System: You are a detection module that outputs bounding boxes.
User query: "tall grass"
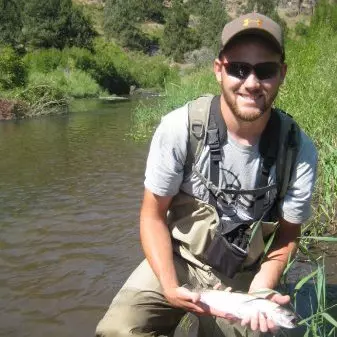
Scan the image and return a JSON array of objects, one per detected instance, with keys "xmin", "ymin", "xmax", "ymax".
[{"xmin": 281, "ymin": 236, "xmax": 337, "ymax": 336}]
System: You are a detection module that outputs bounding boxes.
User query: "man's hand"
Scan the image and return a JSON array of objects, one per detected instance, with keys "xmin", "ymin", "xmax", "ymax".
[
  {"xmin": 163, "ymin": 286, "xmax": 205, "ymax": 314},
  {"xmin": 240, "ymin": 292, "xmax": 290, "ymax": 333},
  {"xmin": 164, "ymin": 285, "xmax": 238, "ymax": 322}
]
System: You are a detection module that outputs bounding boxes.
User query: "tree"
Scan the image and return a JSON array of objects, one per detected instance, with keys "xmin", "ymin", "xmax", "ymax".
[
  {"xmin": 197, "ymin": 0, "xmax": 229, "ymax": 52},
  {"xmin": 0, "ymin": 45, "xmax": 27, "ymax": 90},
  {"xmin": 104, "ymin": 0, "xmax": 153, "ymax": 51},
  {"xmin": 161, "ymin": 0, "xmax": 200, "ymax": 61},
  {"xmin": 0, "ymin": 0, "xmax": 23, "ymax": 48},
  {"xmin": 22, "ymin": 0, "xmax": 96, "ymax": 50}
]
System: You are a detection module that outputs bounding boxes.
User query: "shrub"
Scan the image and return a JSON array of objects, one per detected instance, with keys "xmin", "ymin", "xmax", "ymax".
[
  {"xmin": 92, "ymin": 39, "xmax": 131, "ymax": 94},
  {"xmin": 29, "ymin": 68, "xmax": 101, "ymax": 98},
  {"xmin": 129, "ymin": 52, "xmax": 179, "ymax": 89},
  {"xmin": 23, "ymin": 48, "xmax": 66, "ymax": 73},
  {"xmin": 0, "ymin": 46, "xmax": 27, "ymax": 90}
]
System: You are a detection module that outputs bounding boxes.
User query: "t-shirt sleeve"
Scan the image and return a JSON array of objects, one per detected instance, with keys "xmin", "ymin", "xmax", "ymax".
[
  {"xmin": 278, "ymin": 130, "xmax": 318, "ymax": 224},
  {"xmin": 144, "ymin": 105, "xmax": 189, "ymax": 196}
]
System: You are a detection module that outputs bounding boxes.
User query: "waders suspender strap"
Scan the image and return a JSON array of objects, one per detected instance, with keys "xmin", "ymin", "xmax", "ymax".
[
  {"xmin": 254, "ymin": 110, "xmax": 281, "ymax": 216},
  {"xmin": 207, "ymin": 95, "xmax": 226, "ymax": 206}
]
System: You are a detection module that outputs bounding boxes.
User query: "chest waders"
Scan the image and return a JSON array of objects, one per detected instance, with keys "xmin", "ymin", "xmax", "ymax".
[{"xmin": 167, "ymin": 95, "xmax": 301, "ymax": 279}]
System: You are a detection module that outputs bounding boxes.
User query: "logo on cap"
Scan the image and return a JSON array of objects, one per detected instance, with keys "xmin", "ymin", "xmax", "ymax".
[{"xmin": 243, "ymin": 18, "xmax": 263, "ymax": 27}]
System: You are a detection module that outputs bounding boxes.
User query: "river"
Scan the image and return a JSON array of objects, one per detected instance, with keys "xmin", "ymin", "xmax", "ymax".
[
  {"xmin": 0, "ymin": 99, "xmax": 148, "ymax": 337},
  {"xmin": 0, "ymin": 99, "xmax": 336, "ymax": 337}
]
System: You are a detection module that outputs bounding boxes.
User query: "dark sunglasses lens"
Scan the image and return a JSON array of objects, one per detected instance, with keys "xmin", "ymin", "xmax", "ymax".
[
  {"xmin": 254, "ymin": 62, "xmax": 280, "ymax": 80},
  {"xmin": 227, "ymin": 63, "xmax": 251, "ymax": 80}
]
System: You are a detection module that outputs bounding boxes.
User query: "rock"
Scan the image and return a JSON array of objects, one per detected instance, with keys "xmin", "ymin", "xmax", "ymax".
[
  {"xmin": 0, "ymin": 99, "xmax": 28, "ymax": 120},
  {"xmin": 129, "ymin": 86, "xmax": 162, "ymax": 98},
  {"xmin": 99, "ymin": 95, "xmax": 129, "ymax": 101},
  {"xmin": 184, "ymin": 47, "xmax": 215, "ymax": 67}
]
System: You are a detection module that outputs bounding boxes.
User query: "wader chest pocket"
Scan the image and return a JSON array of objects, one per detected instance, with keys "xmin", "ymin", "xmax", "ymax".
[{"xmin": 204, "ymin": 230, "xmax": 248, "ymax": 279}]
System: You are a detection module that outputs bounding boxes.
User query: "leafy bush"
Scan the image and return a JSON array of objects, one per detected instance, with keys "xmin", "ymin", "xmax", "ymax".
[
  {"xmin": 23, "ymin": 48, "xmax": 66, "ymax": 73},
  {"xmin": 0, "ymin": 46, "xmax": 27, "ymax": 90},
  {"xmin": 23, "ymin": 40, "xmax": 178, "ymax": 95},
  {"xmin": 29, "ymin": 68, "xmax": 101, "ymax": 98},
  {"xmin": 91, "ymin": 39, "xmax": 132, "ymax": 94},
  {"xmin": 129, "ymin": 52, "xmax": 179, "ymax": 89}
]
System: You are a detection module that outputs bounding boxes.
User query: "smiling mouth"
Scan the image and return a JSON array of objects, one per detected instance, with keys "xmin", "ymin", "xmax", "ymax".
[{"xmin": 238, "ymin": 94, "xmax": 262, "ymax": 100}]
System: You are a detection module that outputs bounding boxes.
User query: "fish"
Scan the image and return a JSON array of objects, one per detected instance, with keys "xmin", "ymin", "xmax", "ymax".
[{"xmin": 198, "ymin": 290, "xmax": 298, "ymax": 329}]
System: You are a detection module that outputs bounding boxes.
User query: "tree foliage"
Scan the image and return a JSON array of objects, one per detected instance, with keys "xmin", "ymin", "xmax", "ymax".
[
  {"xmin": 161, "ymin": 0, "xmax": 200, "ymax": 62},
  {"xmin": 197, "ymin": 0, "xmax": 229, "ymax": 52},
  {"xmin": 0, "ymin": 0, "xmax": 23, "ymax": 48},
  {"xmin": 22, "ymin": 0, "xmax": 96, "ymax": 50},
  {"xmin": 104, "ymin": 0, "xmax": 156, "ymax": 52},
  {"xmin": 0, "ymin": 45, "xmax": 27, "ymax": 89}
]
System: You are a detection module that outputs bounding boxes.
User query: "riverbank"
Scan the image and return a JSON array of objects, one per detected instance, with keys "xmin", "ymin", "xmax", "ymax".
[{"xmin": 0, "ymin": 39, "xmax": 178, "ymax": 120}]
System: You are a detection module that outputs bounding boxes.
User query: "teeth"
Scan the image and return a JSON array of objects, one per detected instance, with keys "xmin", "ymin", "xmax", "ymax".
[{"xmin": 240, "ymin": 95, "xmax": 259, "ymax": 100}]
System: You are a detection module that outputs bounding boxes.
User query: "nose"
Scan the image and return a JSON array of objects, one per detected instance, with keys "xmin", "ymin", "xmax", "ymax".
[{"xmin": 244, "ymin": 71, "xmax": 261, "ymax": 90}]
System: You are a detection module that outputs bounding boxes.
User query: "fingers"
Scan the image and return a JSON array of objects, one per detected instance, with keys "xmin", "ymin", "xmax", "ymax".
[
  {"xmin": 176, "ymin": 287, "xmax": 200, "ymax": 304},
  {"xmin": 258, "ymin": 313, "xmax": 268, "ymax": 333},
  {"xmin": 241, "ymin": 312, "xmax": 278, "ymax": 334},
  {"xmin": 269, "ymin": 293, "xmax": 290, "ymax": 305},
  {"xmin": 250, "ymin": 311, "xmax": 259, "ymax": 331},
  {"xmin": 267, "ymin": 317, "xmax": 278, "ymax": 334}
]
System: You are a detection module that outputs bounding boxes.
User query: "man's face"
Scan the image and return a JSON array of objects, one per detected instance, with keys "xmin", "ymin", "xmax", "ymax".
[{"xmin": 214, "ymin": 39, "xmax": 287, "ymax": 122}]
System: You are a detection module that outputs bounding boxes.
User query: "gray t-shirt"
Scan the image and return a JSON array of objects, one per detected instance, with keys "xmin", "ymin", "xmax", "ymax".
[{"xmin": 145, "ymin": 103, "xmax": 318, "ymax": 225}]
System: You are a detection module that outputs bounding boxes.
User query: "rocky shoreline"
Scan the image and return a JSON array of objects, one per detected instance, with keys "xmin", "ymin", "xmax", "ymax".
[{"xmin": 0, "ymin": 99, "xmax": 28, "ymax": 121}]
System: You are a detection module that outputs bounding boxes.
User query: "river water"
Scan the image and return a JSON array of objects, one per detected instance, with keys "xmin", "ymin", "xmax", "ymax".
[
  {"xmin": 0, "ymin": 99, "xmax": 148, "ymax": 337},
  {"xmin": 0, "ymin": 99, "xmax": 336, "ymax": 337}
]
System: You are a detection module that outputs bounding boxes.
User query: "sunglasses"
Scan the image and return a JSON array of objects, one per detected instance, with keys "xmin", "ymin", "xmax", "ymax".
[{"xmin": 222, "ymin": 62, "xmax": 281, "ymax": 80}]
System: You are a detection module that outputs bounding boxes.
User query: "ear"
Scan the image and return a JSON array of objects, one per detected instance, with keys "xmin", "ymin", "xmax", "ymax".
[
  {"xmin": 280, "ymin": 63, "xmax": 287, "ymax": 84},
  {"xmin": 214, "ymin": 59, "xmax": 223, "ymax": 84}
]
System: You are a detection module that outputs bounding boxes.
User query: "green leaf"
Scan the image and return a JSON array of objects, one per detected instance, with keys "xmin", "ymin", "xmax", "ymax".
[
  {"xmin": 322, "ymin": 313, "xmax": 337, "ymax": 327},
  {"xmin": 294, "ymin": 269, "xmax": 318, "ymax": 292},
  {"xmin": 300, "ymin": 236, "xmax": 337, "ymax": 242}
]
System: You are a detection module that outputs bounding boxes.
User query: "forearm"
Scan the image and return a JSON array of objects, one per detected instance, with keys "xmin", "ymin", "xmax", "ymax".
[
  {"xmin": 249, "ymin": 219, "xmax": 301, "ymax": 292},
  {"xmin": 249, "ymin": 240, "xmax": 298, "ymax": 291},
  {"xmin": 140, "ymin": 215, "xmax": 178, "ymax": 290}
]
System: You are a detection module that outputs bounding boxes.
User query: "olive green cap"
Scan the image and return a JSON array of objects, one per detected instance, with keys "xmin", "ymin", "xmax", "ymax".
[{"xmin": 221, "ymin": 12, "xmax": 284, "ymax": 55}]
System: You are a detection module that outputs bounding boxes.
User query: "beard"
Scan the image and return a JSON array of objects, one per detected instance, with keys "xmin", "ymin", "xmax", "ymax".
[{"xmin": 222, "ymin": 87, "xmax": 278, "ymax": 122}]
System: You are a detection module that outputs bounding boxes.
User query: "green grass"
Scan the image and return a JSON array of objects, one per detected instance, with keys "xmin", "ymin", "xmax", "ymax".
[{"xmin": 284, "ymin": 238, "xmax": 337, "ymax": 336}]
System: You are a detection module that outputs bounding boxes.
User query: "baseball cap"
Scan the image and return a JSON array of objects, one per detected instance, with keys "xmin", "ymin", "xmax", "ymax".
[{"xmin": 220, "ymin": 13, "xmax": 284, "ymax": 56}]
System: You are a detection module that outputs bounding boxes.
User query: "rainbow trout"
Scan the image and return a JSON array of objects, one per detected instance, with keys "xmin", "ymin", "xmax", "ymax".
[{"xmin": 199, "ymin": 290, "xmax": 298, "ymax": 329}]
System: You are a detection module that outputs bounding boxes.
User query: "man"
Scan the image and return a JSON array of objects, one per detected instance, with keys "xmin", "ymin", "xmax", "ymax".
[{"xmin": 96, "ymin": 12, "xmax": 317, "ymax": 337}]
